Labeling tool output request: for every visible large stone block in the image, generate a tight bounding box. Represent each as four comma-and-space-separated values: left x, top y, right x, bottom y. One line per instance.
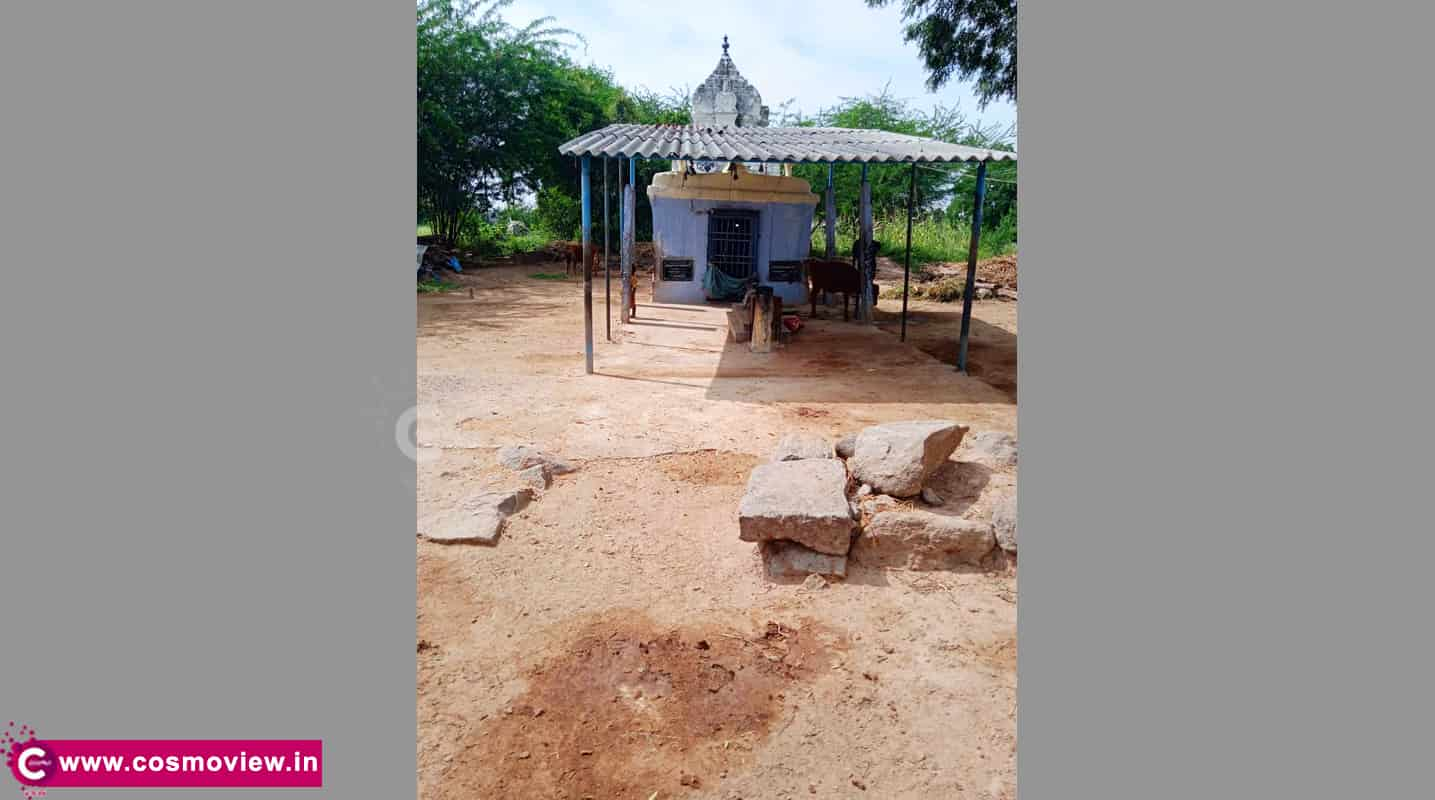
738, 459, 854, 555
992, 493, 1017, 554
760, 540, 848, 579
771, 433, 834, 462
848, 420, 968, 497
854, 509, 994, 569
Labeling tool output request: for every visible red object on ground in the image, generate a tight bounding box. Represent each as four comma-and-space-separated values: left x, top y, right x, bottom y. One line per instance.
782, 315, 802, 333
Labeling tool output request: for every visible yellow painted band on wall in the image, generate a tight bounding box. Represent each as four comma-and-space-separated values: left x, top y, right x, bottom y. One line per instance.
645, 164, 819, 207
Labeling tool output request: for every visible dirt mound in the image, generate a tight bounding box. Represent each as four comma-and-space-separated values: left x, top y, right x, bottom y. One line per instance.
440, 614, 844, 800
974, 254, 1017, 289
877, 253, 1018, 293
655, 450, 761, 486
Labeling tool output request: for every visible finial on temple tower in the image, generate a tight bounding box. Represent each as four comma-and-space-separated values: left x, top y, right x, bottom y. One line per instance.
722, 35, 729, 56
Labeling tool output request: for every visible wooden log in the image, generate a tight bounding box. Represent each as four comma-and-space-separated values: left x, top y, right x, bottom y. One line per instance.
750, 291, 775, 354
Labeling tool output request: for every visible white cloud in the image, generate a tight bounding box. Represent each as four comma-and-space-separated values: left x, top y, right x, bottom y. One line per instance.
500, 0, 1016, 135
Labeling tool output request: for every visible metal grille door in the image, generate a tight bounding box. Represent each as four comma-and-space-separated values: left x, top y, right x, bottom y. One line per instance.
707, 210, 758, 280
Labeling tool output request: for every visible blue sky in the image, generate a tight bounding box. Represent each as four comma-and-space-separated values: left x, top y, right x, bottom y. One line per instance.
500, 0, 1017, 139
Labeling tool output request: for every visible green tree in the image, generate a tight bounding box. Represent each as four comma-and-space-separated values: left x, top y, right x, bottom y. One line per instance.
789, 89, 1016, 250
417, 0, 598, 242
418, 0, 690, 245
866, 0, 1017, 108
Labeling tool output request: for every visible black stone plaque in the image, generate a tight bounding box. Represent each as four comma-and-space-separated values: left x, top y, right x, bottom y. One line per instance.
767, 260, 803, 283
661, 258, 694, 281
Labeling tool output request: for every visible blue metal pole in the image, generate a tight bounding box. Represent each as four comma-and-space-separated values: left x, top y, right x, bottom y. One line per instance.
616, 156, 622, 253
581, 154, 593, 375
957, 161, 987, 373
603, 157, 611, 342
628, 157, 638, 319
858, 162, 873, 321
901, 161, 915, 341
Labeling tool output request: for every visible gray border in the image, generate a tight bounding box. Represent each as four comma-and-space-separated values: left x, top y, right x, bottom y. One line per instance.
1022, 0, 1433, 796
5, 1, 1434, 798
0, 2, 414, 797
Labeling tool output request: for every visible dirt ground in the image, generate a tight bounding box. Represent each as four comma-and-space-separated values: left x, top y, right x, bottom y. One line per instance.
417, 264, 1017, 799
868, 256, 1018, 400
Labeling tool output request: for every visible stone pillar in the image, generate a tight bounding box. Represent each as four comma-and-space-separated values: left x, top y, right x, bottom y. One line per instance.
621, 182, 635, 323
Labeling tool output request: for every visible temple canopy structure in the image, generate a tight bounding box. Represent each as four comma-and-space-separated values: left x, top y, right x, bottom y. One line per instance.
558, 37, 1016, 380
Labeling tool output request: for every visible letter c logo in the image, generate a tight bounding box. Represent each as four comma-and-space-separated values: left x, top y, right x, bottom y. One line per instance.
17, 746, 48, 781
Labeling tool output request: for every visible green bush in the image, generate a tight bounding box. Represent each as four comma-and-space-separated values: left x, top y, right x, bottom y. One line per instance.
454, 208, 560, 258
536, 186, 580, 243
810, 211, 1016, 267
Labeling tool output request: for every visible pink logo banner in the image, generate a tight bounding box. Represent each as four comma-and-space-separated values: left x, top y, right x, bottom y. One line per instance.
7, 739, 322, 789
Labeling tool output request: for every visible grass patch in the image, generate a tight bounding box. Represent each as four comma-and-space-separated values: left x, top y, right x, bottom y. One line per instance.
811, 211, 1015, 266
529, 272, 568, 281
910, 277, 967, 302
417, 278, 460, 294
417, 223, 433, 237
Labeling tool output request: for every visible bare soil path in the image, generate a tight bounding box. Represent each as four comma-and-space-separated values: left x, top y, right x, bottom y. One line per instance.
418, 264, 1017, 800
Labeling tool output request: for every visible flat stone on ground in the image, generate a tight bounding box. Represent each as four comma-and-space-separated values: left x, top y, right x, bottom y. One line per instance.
422, 488, 533, 546
425, 507, 505, 545
517, 464, 551, 491
761, 540, 848, 579
498, 444, 576, 474
848, 420, 968, 497
771, 433, 834, 462
738, 459, 854, 555
466, 488, 533, 516
853, 509, 995, 569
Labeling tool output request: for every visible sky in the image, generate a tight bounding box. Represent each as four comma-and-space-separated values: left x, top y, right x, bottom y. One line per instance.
500, 0, 1017, 139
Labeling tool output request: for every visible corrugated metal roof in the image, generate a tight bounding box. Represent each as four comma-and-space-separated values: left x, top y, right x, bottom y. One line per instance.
558, 124, 1015, 163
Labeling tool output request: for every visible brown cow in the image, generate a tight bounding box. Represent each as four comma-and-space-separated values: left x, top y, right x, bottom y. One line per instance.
562, 242, 600, 278
805, 259, 879, 320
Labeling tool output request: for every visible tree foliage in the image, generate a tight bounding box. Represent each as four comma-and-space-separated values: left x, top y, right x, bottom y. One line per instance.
787, 89, 1016, 250
867, 0, 1017, 107
417, 0, 690, 244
